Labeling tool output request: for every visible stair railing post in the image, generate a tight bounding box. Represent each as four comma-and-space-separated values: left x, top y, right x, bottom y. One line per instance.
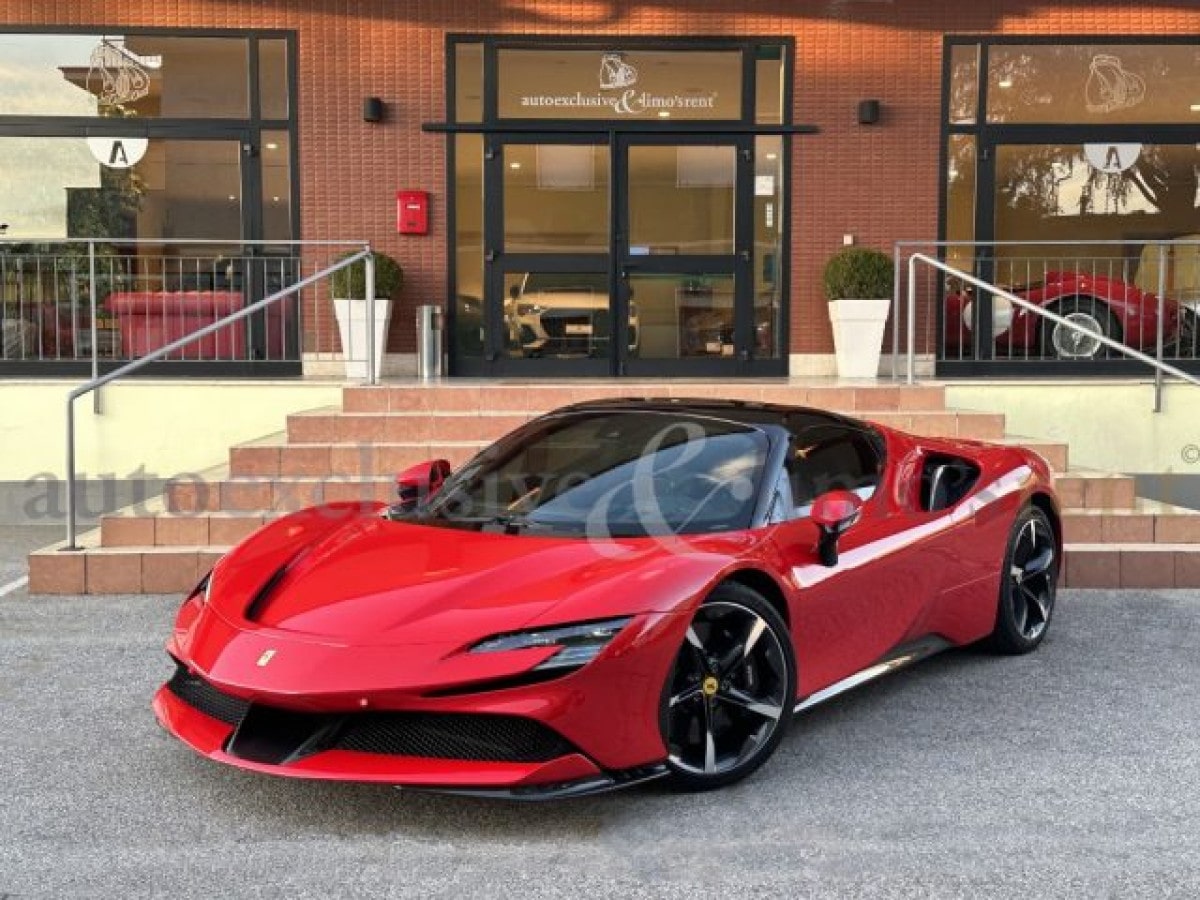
906, 254, 918, 385
89, 240, 101, 414
1155, 242, 1168, 413
66, 396, 77, 550
365, 248, 376, 385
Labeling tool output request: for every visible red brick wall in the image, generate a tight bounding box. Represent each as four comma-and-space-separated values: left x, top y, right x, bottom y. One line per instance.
5, 1, 1199, 357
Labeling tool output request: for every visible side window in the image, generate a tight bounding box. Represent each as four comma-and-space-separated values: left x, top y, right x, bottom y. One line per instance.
785, 421, 883, 510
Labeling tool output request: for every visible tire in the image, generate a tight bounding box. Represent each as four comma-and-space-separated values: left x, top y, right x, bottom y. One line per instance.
1170, 308, 1199, 359
986, 505, 1059, 655
660, 581, 796, 791
1040, 296, 1121, 359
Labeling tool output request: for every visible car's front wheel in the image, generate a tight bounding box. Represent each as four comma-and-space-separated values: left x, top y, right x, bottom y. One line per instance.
660, 582, 796, 791
987, 505, 1059, 655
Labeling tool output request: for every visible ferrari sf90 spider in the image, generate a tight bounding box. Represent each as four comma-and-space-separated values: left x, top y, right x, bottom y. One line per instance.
155, 399, 1061, 797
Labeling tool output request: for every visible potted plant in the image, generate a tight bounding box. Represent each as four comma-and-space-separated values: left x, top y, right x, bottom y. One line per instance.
823, 247, 894, 379
331, 251, 404, 379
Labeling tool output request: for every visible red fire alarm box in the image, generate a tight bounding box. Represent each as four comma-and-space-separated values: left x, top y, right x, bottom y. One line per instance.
397, 190, 429, 235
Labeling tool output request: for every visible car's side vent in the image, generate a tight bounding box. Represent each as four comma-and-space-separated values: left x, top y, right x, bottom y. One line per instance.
920, 454, 981, 512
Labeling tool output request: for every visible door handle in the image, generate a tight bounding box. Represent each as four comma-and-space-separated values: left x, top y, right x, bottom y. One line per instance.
485, 249, 497, 263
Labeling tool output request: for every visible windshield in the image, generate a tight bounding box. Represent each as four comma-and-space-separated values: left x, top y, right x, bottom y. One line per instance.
416, 410, 770, 537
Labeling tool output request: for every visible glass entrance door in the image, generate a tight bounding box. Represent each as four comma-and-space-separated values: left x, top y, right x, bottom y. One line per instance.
616, 136, 755, 375
480, 135, 612, 375
466, 132, 782, 376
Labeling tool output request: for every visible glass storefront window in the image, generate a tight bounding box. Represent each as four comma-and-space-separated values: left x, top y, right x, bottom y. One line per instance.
755, 46, 786, 125
0, 33, 254, 118
504, 271, 611, 359
454, 134, 485, 358
948, 43, 979, 124
628, 273, 735, 360
503, 143, 610, 253
986, 43, 1200, 125
497, 49, 743, 120
261, 131, 292, 240
0, 136, 242, 240
455, 42, 483, 123
258, 39, 289, 119
628, 145, 736, 255
754, 136, 784, 359
945, 134, 976, 271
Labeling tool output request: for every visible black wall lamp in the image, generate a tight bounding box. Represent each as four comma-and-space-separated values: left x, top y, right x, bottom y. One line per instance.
857, 99, 881, 125
363, 97, 386, 123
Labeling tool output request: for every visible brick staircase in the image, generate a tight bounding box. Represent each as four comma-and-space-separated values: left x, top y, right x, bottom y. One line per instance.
28, 382, 1200, 593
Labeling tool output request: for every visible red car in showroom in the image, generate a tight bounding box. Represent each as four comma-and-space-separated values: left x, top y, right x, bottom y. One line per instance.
944, 269, 1195, 359
155, 399, 1061, 797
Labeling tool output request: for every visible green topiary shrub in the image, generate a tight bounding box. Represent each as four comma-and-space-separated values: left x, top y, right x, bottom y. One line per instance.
330, 251, 405, 299
822, 247, 894, 301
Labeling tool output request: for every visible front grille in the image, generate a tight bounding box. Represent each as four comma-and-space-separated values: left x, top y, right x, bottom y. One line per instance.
334, 712, 576, 763
164, 664, 577, 765
166, 666, 251, 726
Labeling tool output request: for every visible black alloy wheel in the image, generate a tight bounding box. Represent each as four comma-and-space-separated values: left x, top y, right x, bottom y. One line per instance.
661, 582, 796, 790
988, 505, 1058, 654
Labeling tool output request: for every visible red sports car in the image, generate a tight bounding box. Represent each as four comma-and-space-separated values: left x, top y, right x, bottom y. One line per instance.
155, 399, 1061, 797
944, 270, 1193, 359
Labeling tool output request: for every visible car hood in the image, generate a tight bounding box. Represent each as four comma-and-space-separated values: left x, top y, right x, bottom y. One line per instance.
206, 506, 761, 647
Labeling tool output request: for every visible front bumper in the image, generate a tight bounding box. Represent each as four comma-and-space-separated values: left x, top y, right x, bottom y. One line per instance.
152, 670, 668, 799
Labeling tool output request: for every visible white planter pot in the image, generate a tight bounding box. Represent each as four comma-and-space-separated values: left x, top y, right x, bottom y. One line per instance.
828, 297, 891, 379
333, 297, 392, 380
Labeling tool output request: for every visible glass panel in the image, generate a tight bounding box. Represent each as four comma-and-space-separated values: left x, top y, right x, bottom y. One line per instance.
503, 271, 612, 359
948, 44, 979, 124
755, 49, 785, 125
987, 43, 1200, 125
0, 136, 242, 240
628, 145, 735, 255
497, 49, 743, 120
258, 38, 289, 119
455, 42, 483, 123
991, 143, 1200, 342
945, 134, 977, 272
0, 33, 251, 118
628, 273, 735, 360
503, 143, 609, 252
455, 134, 485, 358
754, 136, 784, 359
261, 131, 291, 240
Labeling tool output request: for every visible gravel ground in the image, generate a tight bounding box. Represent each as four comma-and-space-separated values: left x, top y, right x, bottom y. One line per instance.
1, 524, 1199, 899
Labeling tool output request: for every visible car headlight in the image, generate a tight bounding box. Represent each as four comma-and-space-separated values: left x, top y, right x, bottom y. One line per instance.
470, 617, 632, 671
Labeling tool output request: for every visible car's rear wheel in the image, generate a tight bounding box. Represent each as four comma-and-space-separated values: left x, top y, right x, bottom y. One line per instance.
987, 505, 1058, 655
660, 582, 796, 790
1041, 296, 1121, 359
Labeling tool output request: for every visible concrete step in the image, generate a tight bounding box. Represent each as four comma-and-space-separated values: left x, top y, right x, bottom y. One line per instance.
284, 409, 1008, 445
1053, 471, 1138, 511
1063, 544, 1200, 589
231, 440, 486, 477
340, 383, 950, 414
29, 535, 227, 595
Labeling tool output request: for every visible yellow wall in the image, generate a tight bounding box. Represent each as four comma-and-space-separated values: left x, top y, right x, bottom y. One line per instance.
946, 381, 1200, 475
0, 380, 342, 480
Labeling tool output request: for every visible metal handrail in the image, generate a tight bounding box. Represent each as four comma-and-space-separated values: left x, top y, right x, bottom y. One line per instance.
903, 253, 1200, 404
63, 246, 377, 550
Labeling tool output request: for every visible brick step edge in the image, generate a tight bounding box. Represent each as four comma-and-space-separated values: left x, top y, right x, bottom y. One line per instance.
29, 542, 1200, 595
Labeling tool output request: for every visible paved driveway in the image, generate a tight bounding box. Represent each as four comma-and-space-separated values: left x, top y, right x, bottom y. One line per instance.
1, 526, 1198, 899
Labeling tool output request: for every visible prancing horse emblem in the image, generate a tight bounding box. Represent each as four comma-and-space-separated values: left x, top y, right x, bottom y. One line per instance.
257, 649, 277, 667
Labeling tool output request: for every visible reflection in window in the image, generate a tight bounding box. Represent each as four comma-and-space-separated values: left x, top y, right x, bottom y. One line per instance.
754, 136, 784, 358
454, 134, 485, 358
755, 46, 786, 125
258, 39, 289, 119
986, 43, 1200, 125
454, 42, 483, 123
947, 43, 979, 124
0, 33, 253, 118
945, 135, 976, 271
628, 145, 735, 255
261, 131, 292, 240
503, 143, 609, 252
629, 273, 735, 360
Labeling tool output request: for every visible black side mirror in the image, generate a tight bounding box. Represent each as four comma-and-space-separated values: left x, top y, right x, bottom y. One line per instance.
811, 490, 863, 567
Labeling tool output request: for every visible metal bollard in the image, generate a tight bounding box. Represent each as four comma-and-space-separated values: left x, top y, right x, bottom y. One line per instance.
416, 304, 443, 382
